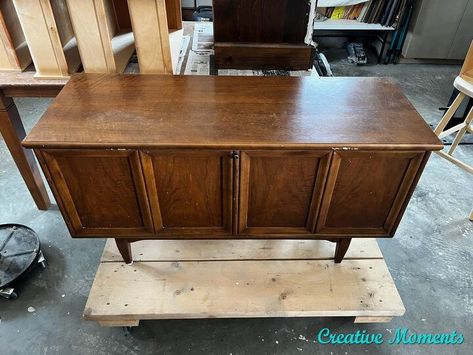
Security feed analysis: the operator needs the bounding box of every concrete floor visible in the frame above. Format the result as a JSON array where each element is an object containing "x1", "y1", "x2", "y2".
[{"x1": 1, "y1": 58, "x2": 472, "y2": 354}]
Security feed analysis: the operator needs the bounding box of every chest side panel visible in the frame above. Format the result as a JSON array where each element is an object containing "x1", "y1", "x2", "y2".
[{"x1": 316, "y1": 151, "x2": 426, "y2": 236}]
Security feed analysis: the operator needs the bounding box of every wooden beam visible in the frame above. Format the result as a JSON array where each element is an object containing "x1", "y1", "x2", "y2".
[
  {"x1": 127, "y1": 0, "x2": 173, "y2": 74},
  {"x1": 66, "y1": 0, "x2": 134, "y2": 73}
]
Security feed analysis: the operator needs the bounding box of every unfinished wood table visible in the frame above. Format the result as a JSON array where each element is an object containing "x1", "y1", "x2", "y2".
[{"x1": 23, "y1": 74, "x2": 442, "y2": 263}]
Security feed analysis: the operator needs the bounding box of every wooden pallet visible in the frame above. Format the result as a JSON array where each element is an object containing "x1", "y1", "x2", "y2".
[{"x1": 84, "y1": 238, "x2": 405, "y2": 327}]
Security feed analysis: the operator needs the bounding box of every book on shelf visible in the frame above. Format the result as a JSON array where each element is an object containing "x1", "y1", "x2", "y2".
[{"x1": 317, "y1": 0, "x2": 411, "y2": 28}]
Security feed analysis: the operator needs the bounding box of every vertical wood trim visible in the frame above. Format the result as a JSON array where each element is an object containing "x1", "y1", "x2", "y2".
[
  {"x1": 41, "y1": 150, "x2": 84, "y2": 233},
  {"x1": 0, "y1": 10, "x2": 20, "y2": 70},
  {"x1": 165, "y1": 0, "x2": 182, "y2": 30},
  {"x1": 34, "y1": 149, "x2": 74, "y2": 231},
  {"x1": 139, "y1": 151, "x2": 164, "y2": 232},
  {"x1": 94, "y1": 0, "x2": 116, "y2": 72},
  {"x1": 315, "y1": 152, "x2": 342, "y2": 233},
  {"x1": 232, "y1": 151, "x2": 240, "y2": 235},
  {"x1": 237, "y1": 152, "x2": 250, "y2": 233},
  {"x1": 307, "y1": 152, "x2": 332, "y2": 233},
  {"x1": 129, "y1": 151, "x2": 155, "y2": 233},
  {"x1": 222, "y1": 153, "x2": 234, "y2": 234}
]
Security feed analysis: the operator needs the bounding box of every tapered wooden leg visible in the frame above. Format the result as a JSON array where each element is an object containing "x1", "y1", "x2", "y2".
[
  {"x1": 115, "y1": 239, "x2": 133, "y2": 264},
  {"x1": 448, "y1": 106, "x2": 473, "y2": 154},
  {"x1": 334, "y1": 238, "x2": 352, "y2": 263},
  {"x1": 0, "y1": 91, "x2": 50, "y2": 210}
]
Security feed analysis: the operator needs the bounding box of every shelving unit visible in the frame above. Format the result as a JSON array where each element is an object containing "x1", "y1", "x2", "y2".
[
  {"x1": 12, "y1": 0, "x2": 81, "y2": 79},
  {"x1": 313, "y1": 19, "x2": 395, "y2": 63},
  {"x1": 314, "y1": 19, "x2": 394, "y2": 31},
  {"x1": 0, "y1": 0, "x2": 31, "y2": 72},
  {"x1": 65, "y1": 0, "x2": 135, "y2": 74},
  {"x1": 127, "y1": 0, "x2": 183, "y2": 74}
]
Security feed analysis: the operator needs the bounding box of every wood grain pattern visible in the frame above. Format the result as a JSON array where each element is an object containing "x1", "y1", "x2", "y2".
[
  {"x1": 164, "y1": 0, "x2": 182, "y2": 30},
  {"x1": 23, "y1": 74, "x2": 443, "y2": 150},
  {"x1": 212, "y1": 0, "x2": 309, "y2": 43},
  {"x1": 141, "y1": 150, "x2": 233, "y2": 235},
  {"x1": 84, "y1": 257, "x2": 405, "y2": 320},
  {"x1": 214, "y1": 43, "x2": 312, "y2": 70},
  {"x1": 316, "y1": 151, "x2": 425, "y2": 236},
  {"x1": 39, "y1": 149, "x2": 153, "y2": 236},
  {"x1": 238, "y1": 150, "x2": 330, "y2": 234},
  {"x1": 212, "y1": 0, "x2": 311, "y2": 69}
]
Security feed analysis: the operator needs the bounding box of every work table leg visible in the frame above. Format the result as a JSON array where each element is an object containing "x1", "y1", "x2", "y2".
[
  {"x1": 334, "y1": 238, "x2": 352, "y2": 263},
  {"x1": 115, "y1": 239, "x2": 133, "y2": 264},
  {"x1": 0, "y1": 92, "x2": 50, "y2": 210}
]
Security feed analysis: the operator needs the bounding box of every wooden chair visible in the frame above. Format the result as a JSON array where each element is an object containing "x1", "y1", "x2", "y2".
[
  {"x1": 434, "y1": 41, "x2": 473, "y2": 173},
  {"x1": 433, "y1": 41, "x2": 473, "y2": 220}
]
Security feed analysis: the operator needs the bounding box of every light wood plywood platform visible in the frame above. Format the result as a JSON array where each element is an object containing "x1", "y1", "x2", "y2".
[{"x1": 84, "y1": 239, "x2": 405, "y2": 327}]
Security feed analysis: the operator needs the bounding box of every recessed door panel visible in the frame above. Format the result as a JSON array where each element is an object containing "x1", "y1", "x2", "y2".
[
  {"x1": 141, "y1": 150, "x2": 233, "y2": 235},
  {"x1": 40, "y1": 149, "x2": 153, "y2": 236},
  {"x1": 316, "y1": 151, "x2": 425, "y2": 236},
  {"x1": 238, "y1": 151, "x2": 331, "y2": 234}
]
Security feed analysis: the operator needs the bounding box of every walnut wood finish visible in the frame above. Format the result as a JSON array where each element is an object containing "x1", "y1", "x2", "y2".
[
  {"x1": 23, "y1": 74, "x2": 442, "y2": 263},
  {"x1": 141, "y1": 150, "x2": 233, "y2": 235},
  {"x1": 38, "y1": 149, "x2": 153, "y2": 236},
  {"x1": 212, "y1": 0, "x2": 312, "y2": 69},
  {"x1": 238, "y1": 150, "x2": 331, "y2": 234},
  {"x1": 212, "y1": 0, "x2": 309, "y2": 44},
  {"x1": 214, "y1": 43, "x2": 312, "y2": 70},
  {"x1": 316, "y1": 151, "x2": 426, "y2": 236},
  {"x1": 23, "y1": 75, "x2": 442, "y2": 150}
]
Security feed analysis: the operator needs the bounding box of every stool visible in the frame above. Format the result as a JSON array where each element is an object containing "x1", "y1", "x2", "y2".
[{"x1": 433, "y1": 41, "x2": 473, "y2": 220}]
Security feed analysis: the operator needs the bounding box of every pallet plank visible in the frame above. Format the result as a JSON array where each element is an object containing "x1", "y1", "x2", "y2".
[{"x1": 84, "y1": 258, "x2": 404, "y2": 321}]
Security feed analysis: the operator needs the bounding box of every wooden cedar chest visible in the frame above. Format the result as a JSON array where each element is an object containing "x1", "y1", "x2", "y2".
[{"x1": 22, "y1": 74, "x2": 442, "y2": 263}]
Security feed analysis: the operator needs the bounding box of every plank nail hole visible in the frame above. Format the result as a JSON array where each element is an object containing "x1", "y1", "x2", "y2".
[
  {"x1": 124, "y1": 304, "x2": 128, "y2": 307},
  {"x1": 106, "y1": 302, "x2": 110, "y2": 305},
  {"x1": 379, "y1": 300, "x2": 383, "y2": 302}
]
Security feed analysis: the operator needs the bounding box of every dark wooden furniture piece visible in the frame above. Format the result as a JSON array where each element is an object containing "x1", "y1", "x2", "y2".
[
  {"x1": 212, "y1": 0, "x2": 313, "y2": 70},
  {"x1": 23, "y1": 74, "x2": 442, "y2": 264}
]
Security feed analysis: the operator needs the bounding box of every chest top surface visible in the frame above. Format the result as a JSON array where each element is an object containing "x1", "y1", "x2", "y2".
[{"x1": 23, "y1": 74, "x2": 442, "y2": 150}]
